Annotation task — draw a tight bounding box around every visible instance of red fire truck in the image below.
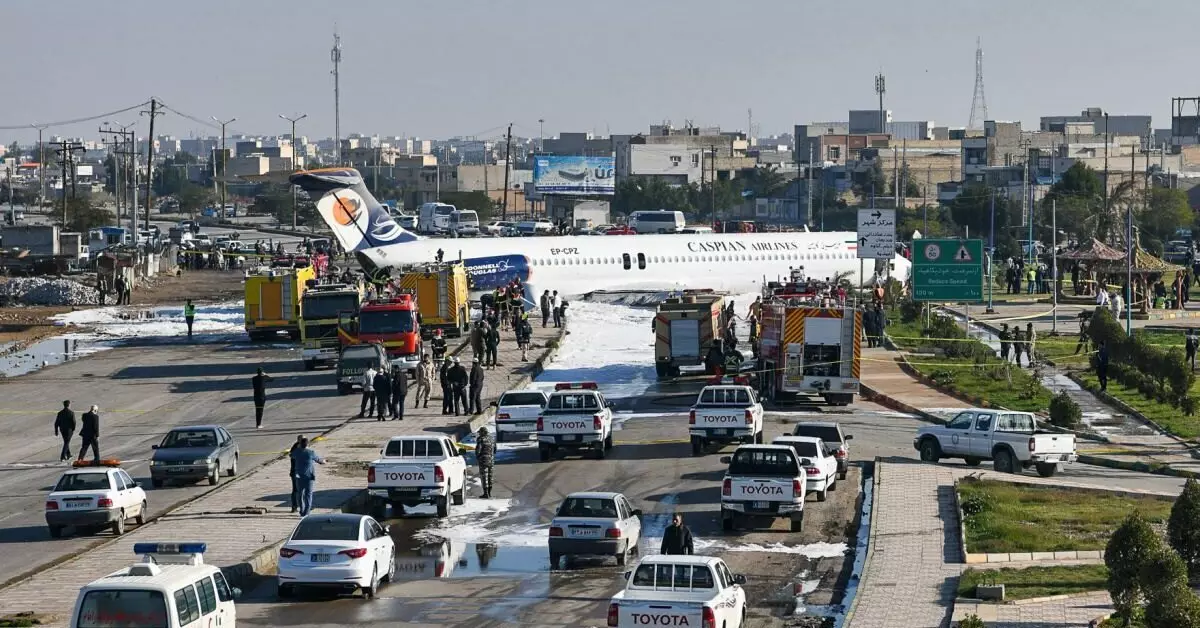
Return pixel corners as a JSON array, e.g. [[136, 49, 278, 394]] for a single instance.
[[338, 292, 423, 376]]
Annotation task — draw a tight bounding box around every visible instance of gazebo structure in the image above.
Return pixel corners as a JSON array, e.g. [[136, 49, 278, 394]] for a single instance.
[[1091, 246, 1185, 313], [1056, 238, 1126, 297]]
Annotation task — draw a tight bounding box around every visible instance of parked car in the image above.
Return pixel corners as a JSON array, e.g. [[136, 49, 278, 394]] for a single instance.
[[791, 421, 852, 480], [772, 435, 838, 502], [150, 425, 239, 487], [548, 491, 642, 567]]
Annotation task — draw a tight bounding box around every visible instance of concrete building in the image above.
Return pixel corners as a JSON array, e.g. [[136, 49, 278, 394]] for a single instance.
[[180, 138, 218, 158], [614, 142, 703, 186], [850, 109, 892, 134], [541, 132, 612, 156], [887, 121, 935, 141], [1040, 108, 1151, 142]]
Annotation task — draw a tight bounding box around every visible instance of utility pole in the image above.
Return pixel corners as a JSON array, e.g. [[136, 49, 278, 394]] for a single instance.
[[54, 141, 85, 225], [538, 119, 545, 153], [502, 123, 513, 221], [279, 113, 307, 230], [141, 98, 162, 231], [892, 146, 899, 208], [923, 164, 931, 235], [212, 116, 236, 222], [331, 31, 343, 166], [6, 166, 14, 225], [710, 145, 717, 219], [987, 189, 996, 314], [805, 145, 814, 227], [1103, 112, 1110, 238], [901, 138, 908, 204], [31, 124, 48, 209]]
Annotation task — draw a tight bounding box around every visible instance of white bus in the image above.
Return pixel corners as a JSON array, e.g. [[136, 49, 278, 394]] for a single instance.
[[417, 203, 456, 234], [629, 210, 686, 234]]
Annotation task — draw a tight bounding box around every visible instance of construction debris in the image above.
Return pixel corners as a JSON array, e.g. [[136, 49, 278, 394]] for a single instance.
[[0, 277, 99, 306]]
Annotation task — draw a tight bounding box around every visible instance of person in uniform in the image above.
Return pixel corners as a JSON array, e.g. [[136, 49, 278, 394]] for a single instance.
[[475, 426, 496, 499], [183, 299, 196, 339], [54, 400, 76, 462], [999, 324, 1011, 362], [1025, 323, 1037, 367], [413, 355, 433, 409], [470, 321, 487, 363], [516, 313, 533, 362], [430, 329, 447, 362], [540, 290, 552, 328], [1011, 327, 1025, 367]]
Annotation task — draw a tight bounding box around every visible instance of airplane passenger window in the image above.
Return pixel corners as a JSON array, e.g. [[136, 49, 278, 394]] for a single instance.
[[637, 253, 646, 270], [622, 253, 632, 270]]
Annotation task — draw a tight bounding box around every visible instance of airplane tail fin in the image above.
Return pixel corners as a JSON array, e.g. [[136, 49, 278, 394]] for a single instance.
[[289, 167, 418, 252]]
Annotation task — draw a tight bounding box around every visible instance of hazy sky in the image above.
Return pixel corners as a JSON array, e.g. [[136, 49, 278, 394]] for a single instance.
[[4, 0, 1199, 145]]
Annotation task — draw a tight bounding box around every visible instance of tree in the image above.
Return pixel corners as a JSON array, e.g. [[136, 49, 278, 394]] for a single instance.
[[948, 184, 1014, 242], [857, 160, 886, 199], [1141, 547, 1200, 628], [1169, 479, 1200, 580], [744, 165, 789, 199], [176, 183, 215, 216], [1139, 188, 1193, 252], [439, 191, 496, 222], [691, 180, 742, 219], [6, 141, 18, 161], [1106, 511, 1166, 621], [894, 163, 921, 198], [612, 177, 694, 217], [62, 198, 114, 233], [1043, 162, 1106, 240]]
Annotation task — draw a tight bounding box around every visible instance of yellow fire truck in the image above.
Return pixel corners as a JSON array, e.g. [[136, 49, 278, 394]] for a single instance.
[[757, 304, 862, 405], [653, 293, 728, 378], [244, 259, 316, 341], [394, 262, 470, 339], [299, 282, 364, 369]]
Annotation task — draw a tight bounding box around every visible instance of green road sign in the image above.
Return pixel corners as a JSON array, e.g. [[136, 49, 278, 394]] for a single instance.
[[912, 239, 984, 302]]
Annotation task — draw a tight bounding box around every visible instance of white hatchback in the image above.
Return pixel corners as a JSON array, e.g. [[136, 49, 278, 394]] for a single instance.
[[277, 513, 396, 599]]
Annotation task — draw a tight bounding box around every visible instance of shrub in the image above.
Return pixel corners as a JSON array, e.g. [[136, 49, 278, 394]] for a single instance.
[[957, 615, 986, 628], [1169, 479, 1200, 581], [1144, 582, 1200, 628], [1048, 391, 1082, 428], [899, 298, 923, 323], [1106, 511, 1167, 620]]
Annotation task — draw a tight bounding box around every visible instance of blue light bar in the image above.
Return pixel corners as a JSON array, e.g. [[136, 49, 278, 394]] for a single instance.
[[133, 542, 207, 555]]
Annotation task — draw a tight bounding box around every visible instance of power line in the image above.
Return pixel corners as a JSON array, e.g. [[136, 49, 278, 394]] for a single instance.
[[0, 101, 151, 130]]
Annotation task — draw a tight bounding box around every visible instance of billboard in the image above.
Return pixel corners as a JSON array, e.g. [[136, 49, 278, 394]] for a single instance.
[[533, 156, 614, 195]]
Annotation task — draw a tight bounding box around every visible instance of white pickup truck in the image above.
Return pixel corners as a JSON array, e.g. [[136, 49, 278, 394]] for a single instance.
[[720, 444, 806, 532], [367, 435, 468, 518], [536, 382, 614, 461], [914, 408, 1078, 477], [607, 555, 747, 628], [493, 388, 548, 442], [689, 385, 764, 456]]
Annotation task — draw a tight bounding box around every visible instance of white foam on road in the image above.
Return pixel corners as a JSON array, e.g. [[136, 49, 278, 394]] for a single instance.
[[412, 498, 553, 547], [54, 301, 245, 341], [636, 494, 680, 555], [536, 300, 657, 397], [695, 539, 849, 557]]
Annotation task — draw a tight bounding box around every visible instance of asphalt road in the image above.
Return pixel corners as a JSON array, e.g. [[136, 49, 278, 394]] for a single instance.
[[232, 390, 1187, 628], [0, 340, 374, 587]]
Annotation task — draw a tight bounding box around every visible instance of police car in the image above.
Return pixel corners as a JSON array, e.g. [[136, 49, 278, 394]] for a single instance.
[[69, 542, 240, 628], [46, 460, 147, 538], [536, 382, 614, 461]]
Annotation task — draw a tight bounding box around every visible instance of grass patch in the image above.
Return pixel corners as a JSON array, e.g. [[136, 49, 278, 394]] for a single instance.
[[957, 564, 1110, 601], [957, 478, 1173, 553], [1076, 371, 1200, 440]]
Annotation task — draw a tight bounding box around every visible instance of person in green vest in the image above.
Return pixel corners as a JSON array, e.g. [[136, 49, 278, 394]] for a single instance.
[[183, 299, 196, 339]]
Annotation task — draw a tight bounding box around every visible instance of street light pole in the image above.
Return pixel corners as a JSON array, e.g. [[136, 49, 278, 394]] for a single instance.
[[279, 113, 308, 230], [211, 116, 236, 218], [31, 124, 47, 209]]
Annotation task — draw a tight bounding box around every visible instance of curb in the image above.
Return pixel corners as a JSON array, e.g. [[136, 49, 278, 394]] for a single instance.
[[1076, 453, 1199, 480], [858, 379, 946, 426], [963, 550, 1105, 565], [1068, 371, 1200, 457], [839, 458, 881, 627], [953, 589, 1108, 606]]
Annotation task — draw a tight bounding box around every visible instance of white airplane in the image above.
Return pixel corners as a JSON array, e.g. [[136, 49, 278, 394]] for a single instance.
[[290, 168, 911, 297]]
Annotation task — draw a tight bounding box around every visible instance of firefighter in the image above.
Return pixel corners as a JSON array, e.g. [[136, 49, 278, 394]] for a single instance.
[[430, 329, 448, 362]]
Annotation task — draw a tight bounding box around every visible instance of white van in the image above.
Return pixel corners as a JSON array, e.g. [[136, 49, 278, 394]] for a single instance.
[[70, 542, 240, 628], [449, 209, 480, 237], [630, 210, 686, 234]]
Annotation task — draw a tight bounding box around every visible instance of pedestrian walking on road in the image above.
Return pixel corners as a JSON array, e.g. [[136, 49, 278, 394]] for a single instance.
[[373, 368, 392, 420], [475, 426, 496, 498], [252, 367, 272, 428], [540, 290, 551, 328], [1097, 341, 1110, 391], [54, 400, 76, 462], [77, 405, 100, 464], [391, 365, 408, 420], [440, 357, 454, 415], [359, 363, 378, 418], [660, 513, 694, 555], [469, 357, 485, 414], [485, 321, 501, 368], [290, 437, 326, 517], [415, 355, 433, 409], [288, 435, 304, 513], [449, 357, 469, 416], [516, 313, 533, 362], [183, 299, 196, 339]]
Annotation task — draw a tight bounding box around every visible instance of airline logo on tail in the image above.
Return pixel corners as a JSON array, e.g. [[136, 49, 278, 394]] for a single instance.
[[291, 168, 417, 252]]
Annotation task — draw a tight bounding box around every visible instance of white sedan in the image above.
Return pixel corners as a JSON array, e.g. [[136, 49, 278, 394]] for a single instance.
[[277, 513, 396, 599], [548, 491, 642, 568], [773, 435, 838, 502]]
